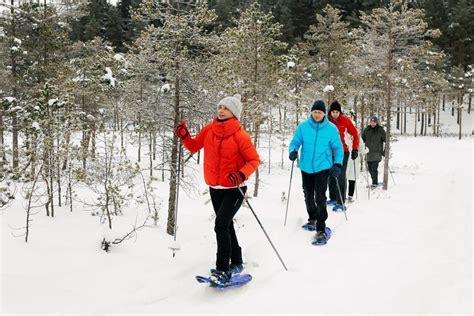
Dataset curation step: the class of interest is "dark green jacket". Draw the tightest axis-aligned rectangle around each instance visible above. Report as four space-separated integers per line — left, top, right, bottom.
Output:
362 125 386 162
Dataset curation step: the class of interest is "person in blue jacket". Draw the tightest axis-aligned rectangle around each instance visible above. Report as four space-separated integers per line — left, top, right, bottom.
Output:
289 100 343 243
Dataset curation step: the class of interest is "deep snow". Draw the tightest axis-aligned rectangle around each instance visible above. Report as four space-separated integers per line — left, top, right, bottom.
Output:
1 106 473 314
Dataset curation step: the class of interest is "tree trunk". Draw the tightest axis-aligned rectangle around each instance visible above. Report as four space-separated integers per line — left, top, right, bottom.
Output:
56 134 61 207
162 135 166 182
442 94 445 111
138 114 142 162
459 94 463 140
420 111 424 136
360 97 365 172
81 94 88 169
437 97 440 136
468 93 471 114
456 94 460 124
25 164 43 243
153 131 157 161
268 104 272 175
12 114 19 172
167 60 181 236
382 47 393 191
353 95 358 124
396 95 400 130
452 96 455 116
414 106 418 137
0 111 4 178
403 105 407 134
149 132 153 177
10 3 19 173
253 122 260 197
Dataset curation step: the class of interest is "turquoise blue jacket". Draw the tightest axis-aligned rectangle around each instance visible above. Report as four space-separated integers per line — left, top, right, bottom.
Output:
289 115 343 173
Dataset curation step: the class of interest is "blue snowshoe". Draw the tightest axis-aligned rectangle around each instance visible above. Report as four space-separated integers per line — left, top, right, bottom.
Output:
196 271 252 289
312 227 332 246
302 220 317 231
332 204 347 212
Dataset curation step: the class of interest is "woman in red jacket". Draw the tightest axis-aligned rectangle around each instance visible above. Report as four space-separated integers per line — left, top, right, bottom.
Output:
175 94 260 287
327 101 359 212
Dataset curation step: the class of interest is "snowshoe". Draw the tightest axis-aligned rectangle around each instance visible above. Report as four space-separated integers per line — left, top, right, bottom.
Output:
302 220 317 231
312 227 332 246
332 204 347 212
209 270 232 287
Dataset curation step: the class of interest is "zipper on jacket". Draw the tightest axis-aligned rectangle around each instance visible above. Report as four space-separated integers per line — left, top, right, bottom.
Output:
216 124 224 182
312 120 320 172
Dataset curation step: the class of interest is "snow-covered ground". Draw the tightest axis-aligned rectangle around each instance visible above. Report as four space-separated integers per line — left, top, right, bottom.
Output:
1 131 472 314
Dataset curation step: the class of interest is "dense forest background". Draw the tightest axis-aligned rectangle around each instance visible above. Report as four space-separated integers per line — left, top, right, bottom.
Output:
70 0 473 69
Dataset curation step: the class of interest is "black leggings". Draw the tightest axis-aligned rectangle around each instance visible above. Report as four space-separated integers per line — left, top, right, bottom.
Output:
210 187 246 272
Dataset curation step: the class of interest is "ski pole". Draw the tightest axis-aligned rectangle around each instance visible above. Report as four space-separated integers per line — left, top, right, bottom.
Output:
283 160 295 226
364 154 372 200
353 159 358 200
388 165 396 185
237 186 288 271
169 142 182 257
334 177 348 221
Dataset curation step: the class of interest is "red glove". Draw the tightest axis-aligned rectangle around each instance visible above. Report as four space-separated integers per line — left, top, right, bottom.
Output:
227 171 246 186
175 120 189 140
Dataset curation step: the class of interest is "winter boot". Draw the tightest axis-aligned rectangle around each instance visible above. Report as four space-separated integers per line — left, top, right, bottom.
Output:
302 219 317 231
314 230 328 245
229 263 244 274
326 199 337 206
209 270 232 287
332 204 346 212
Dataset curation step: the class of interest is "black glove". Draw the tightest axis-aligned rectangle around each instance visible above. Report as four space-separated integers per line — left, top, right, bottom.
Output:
289 150 298 161
330 163 342 178
175 120 189 140
228 171 245 186
351 150 358 160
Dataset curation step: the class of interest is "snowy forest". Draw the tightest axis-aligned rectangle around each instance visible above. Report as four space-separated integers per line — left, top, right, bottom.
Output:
0 0 472 314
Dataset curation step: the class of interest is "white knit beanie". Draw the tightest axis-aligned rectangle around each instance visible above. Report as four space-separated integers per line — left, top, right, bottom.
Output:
217 94 242 120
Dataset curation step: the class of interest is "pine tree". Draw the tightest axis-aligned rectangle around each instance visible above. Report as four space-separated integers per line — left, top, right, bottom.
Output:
214 1 287 196
129 0 219 235
302 4 354 104
357 0 441 189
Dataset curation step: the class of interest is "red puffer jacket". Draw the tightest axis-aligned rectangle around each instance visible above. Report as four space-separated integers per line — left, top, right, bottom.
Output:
328 113 359 153
182 117 260 187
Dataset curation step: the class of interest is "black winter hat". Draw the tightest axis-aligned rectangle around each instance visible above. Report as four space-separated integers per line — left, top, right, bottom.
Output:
329 101 342 113
370 116 378 123
311 100 326 113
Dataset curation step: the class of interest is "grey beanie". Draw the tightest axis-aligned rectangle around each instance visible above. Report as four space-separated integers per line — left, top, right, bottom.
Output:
217 94 242 120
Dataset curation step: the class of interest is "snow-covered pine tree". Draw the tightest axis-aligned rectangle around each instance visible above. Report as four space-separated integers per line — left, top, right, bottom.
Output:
357 0 440 190
301 4 354 104
213 2 287 196
130 0 219 235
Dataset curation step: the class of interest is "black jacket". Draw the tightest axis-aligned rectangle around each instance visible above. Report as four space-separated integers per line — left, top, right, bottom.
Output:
362 125 386 162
